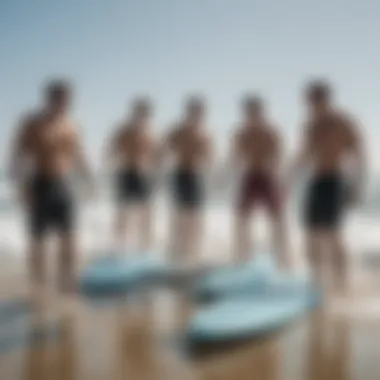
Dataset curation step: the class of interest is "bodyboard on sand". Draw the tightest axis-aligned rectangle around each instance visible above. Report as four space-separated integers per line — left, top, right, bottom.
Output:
192 254 276 302
187 285 321 344
80 254 162 297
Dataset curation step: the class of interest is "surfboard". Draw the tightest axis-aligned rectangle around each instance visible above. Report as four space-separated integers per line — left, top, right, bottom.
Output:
192 254 276 302
79 254 163 298
187 286 321 344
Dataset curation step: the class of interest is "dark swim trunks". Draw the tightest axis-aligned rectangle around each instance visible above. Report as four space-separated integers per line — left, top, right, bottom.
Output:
116 168 152 203
304 173 348 229
28 174 75 239
171 168 204 209
237 171 282 215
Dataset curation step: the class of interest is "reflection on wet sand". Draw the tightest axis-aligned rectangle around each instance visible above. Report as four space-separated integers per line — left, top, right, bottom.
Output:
24 312 76 380
197 336 279 380
307 311 351 380
114 291 196 380
2 290 379 380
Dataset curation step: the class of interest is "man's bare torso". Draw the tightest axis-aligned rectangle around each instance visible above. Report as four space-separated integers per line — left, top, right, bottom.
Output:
235 122 280 173
305 111 357 174
20 112 79 178
115 124 156 170
168 125 211 170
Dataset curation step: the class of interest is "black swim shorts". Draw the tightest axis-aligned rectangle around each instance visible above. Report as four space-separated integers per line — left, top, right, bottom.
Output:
116 168 152 203
304 173 348 229
28 174 75 239
171 168 205 209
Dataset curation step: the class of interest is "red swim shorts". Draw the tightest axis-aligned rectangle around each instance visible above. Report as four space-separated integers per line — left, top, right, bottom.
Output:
237 171 283 216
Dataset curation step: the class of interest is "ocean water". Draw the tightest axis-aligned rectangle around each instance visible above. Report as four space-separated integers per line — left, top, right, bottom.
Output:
0 173 379 262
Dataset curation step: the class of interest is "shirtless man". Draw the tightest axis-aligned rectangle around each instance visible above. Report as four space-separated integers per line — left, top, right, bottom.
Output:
106 98 158 252
163 96 212 266
231 95 289 268
290 80 366 295
9 80 93 304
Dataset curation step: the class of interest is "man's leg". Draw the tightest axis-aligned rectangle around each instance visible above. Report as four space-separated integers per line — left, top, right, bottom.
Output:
169 169 204 267
114 205 130 251
183 209 204 266
28 202 49 307
168 208 183 263
234 212 251 263
58 231 77 294
138 202 154 252
114 169 136 251
306 230 325 289
28 236 47 305
325 230 349 297
54 190 79 315
57 222 79 315
270 211 291 270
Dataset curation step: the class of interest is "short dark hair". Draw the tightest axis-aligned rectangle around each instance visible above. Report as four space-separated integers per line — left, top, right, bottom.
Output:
132 97 152 112
241 94 263 111
306 79 331 101
186 94 205 110
45 79 71 98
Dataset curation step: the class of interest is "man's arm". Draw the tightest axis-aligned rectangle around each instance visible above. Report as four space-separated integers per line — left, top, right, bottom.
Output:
8 116 30 186
346 116 367 204
8 116 33 205
270 127 283 179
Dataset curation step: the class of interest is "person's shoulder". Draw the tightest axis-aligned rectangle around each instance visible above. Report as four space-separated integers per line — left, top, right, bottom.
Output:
302 117 317 137
232 124 244 138
115 121 131 137
265 120 281 136
332 109 357 125
17 110 43 136
167 123 181 139
334 110 362 146
265 123 283 147
21 110 41 127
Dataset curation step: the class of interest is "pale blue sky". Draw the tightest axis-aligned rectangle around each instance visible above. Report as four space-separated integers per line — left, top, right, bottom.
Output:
1 0 379 169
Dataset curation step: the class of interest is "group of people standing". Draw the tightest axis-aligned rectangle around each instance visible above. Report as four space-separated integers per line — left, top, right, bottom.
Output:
9 78 366 306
